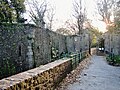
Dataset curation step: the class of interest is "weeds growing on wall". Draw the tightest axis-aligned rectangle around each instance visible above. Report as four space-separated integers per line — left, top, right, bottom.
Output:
51 47 59 61
60 52 70 59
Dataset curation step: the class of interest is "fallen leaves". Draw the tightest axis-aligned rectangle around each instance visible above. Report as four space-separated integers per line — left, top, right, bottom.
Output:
55 56 91 90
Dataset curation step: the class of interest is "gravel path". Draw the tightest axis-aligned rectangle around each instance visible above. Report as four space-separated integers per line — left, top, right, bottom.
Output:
66 55 120 90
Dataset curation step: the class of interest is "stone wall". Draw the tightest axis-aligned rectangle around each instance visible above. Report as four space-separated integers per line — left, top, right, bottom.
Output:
0 24 35 79
34 28 51 66
48 30 67 60
0 23 90 79
104 31 120 55
0 58 72 90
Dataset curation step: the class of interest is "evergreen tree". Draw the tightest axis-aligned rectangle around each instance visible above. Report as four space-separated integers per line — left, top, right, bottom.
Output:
11 0 25 22
0 0 25 23
0 0 13 23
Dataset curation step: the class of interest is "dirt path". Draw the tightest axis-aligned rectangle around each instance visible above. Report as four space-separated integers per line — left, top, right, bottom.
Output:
58 55 120 90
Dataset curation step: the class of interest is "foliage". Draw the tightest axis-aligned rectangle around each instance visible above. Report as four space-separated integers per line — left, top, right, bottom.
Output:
91 34 97 47
56 28 74 35
0 59 16 79
115 21 120 30
11 0 25 22
0 0 13 23
90 27 102 37
0 0 25 23
51 47 59 61
98 38 104 48
106 25 115 33
87 22 103 47
51 47 87 61
106 55 120 66
60 52 70 59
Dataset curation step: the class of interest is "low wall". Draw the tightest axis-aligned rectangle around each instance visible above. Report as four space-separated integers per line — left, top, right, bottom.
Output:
0 58 72 90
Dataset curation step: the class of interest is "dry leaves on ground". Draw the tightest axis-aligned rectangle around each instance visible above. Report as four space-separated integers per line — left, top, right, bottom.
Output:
55 56 92 90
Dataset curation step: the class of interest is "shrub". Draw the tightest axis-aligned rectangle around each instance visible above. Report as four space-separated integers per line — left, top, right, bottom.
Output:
106 55 120 66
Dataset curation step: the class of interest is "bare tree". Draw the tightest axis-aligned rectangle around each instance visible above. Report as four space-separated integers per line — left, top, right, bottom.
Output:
97 0 115 26
56 27 74 35
28 0 47 27
64 20 78 34
113 1 120 29
73 0 86 34
46 5 55 30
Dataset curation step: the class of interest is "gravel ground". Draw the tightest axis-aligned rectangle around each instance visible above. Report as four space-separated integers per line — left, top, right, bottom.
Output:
56 55 120 90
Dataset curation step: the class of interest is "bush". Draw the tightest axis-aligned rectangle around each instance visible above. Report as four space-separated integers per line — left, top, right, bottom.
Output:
106 55 120 66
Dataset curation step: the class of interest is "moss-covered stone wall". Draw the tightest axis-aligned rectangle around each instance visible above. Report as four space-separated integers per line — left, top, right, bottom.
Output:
0 24 35 79
0 23 90 79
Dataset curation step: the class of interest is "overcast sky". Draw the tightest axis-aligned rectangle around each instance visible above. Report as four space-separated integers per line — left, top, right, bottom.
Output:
24 0 107 32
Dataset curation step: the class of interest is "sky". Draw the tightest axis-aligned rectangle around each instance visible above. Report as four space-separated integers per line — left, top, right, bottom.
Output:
24 0 107 32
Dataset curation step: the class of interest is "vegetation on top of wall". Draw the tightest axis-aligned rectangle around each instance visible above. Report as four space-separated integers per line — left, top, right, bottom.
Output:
0 22 36 27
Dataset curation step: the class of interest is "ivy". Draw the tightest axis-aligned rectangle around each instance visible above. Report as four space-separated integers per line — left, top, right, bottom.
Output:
0 59 16 79
51 47 59 61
